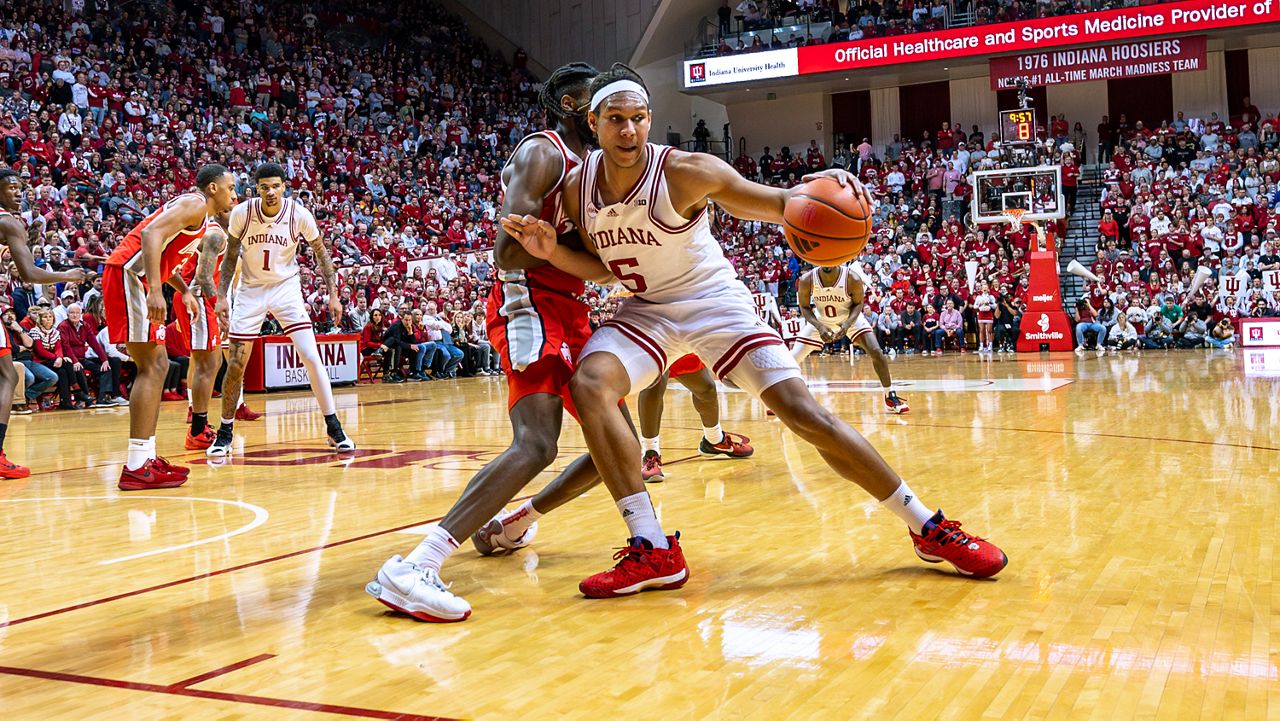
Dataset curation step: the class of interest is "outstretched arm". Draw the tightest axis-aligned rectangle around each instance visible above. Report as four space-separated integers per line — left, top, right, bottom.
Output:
664 151 870 225
2 218 88 285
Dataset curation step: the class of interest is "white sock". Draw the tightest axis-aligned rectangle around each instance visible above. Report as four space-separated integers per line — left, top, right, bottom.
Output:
126 437 156 471
404 525 459 572
880 481 936 535
186 387 193 406
219 417 235 428
702 424 724 444
640 435 660 455
616 491 668 549
501 500 542 538
238 389 245 406
884 384 895 395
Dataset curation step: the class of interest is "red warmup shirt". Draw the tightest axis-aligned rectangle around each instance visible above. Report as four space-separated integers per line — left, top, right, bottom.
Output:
57 317 107 362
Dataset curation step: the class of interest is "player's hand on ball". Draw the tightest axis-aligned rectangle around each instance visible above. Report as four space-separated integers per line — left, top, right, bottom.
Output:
501 214 556 260
801 169 873 206
214 297 229 327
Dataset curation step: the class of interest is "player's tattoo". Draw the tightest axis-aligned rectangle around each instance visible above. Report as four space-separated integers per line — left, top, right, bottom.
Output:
194 227 225 298
218 231 243 300
308 236 338 296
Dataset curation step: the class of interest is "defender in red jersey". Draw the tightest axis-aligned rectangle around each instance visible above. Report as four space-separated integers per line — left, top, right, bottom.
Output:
0 169 90 478
636 355 753 482
369 63 619 622
104 163 238 491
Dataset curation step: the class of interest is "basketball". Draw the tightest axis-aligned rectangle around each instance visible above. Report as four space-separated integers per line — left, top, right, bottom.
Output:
782 178 873 266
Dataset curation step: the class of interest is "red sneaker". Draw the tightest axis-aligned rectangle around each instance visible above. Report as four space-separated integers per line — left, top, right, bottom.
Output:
185 426 216 450
152 456 190 478
161 390 184 401
698 431 753 458
235 403 263 421
118 459 189 491
885 391 910 415
0 451 31 479
579 533 689 599
909 511 1007 578
641 451 664 482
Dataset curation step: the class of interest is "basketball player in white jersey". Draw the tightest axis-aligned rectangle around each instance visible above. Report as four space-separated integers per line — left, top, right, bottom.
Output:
208 163 353 456
792 263 909 414
0 168 90 478
506 65 1006 598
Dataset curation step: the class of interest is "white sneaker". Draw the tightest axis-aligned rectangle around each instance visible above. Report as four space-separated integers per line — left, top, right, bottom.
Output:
366 555 472 622
471 510 539 556
327 428 356 452
206 429 233 457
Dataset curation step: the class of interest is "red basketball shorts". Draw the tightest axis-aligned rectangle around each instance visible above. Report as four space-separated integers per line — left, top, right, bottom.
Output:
487 285 592 421
104 263 164 344
176 296 220 352
667 354 705 377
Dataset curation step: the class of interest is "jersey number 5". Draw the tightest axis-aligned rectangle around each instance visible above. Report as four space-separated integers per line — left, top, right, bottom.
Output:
608 258 648 294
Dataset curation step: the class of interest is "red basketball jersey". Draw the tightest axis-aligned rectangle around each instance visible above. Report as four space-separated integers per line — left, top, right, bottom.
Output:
499 130 583 298
107 193 210 280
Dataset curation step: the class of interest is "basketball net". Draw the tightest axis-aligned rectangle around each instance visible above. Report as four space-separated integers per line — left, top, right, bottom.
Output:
1004 208 1048 251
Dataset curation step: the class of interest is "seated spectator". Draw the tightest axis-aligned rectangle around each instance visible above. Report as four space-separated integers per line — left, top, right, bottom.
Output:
29 308 89 410
85 295 129 405
1104 312 1139 351
361 308 390 357
937 299 964 353
922 304 941 355
4 307 53 412
1206 317 1236 348
162 320 189 402
57 302 113 407
1074 298 1107 351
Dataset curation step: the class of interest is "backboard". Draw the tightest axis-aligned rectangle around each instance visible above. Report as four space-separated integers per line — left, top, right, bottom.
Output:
970 165 1064 226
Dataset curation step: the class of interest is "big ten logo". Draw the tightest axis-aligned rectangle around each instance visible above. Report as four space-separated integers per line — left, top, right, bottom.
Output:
689 62 706 83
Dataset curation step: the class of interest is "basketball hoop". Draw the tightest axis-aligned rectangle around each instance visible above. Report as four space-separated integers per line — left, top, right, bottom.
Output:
1003 208 1027 227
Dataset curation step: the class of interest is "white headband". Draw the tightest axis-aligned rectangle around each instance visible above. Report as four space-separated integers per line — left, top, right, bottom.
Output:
590 80 649 112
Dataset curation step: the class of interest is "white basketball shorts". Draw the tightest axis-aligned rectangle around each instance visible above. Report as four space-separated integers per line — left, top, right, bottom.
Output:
794 314 874 350
228 281 312 341
581 291 802 398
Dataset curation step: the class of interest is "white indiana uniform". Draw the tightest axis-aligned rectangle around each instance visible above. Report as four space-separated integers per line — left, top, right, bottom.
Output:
226 197 320 340
792 264 874 360
578 143 802 397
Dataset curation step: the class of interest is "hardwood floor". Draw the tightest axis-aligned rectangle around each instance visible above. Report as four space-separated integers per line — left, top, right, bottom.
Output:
0 348 1274 720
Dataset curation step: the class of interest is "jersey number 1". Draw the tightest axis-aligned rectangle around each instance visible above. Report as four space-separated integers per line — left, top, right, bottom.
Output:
608 258 648 294
262 249 271 272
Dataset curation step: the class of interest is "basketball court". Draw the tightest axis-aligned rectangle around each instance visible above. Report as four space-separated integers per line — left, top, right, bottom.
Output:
1 351 1271 720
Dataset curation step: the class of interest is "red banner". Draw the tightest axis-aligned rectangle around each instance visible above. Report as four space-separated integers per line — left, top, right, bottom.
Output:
988 35 1207 90
792 0 1276 77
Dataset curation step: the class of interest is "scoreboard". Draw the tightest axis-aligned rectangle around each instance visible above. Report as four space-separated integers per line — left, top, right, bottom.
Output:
1000 108 1036 144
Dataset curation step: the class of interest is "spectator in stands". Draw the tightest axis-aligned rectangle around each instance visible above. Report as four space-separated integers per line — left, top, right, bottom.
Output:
29 308 87 410
361 308 389 359
381 309 421 384
4 307 52 412
57 302 111 407
921 303 941 355
85 295 128 406
1073 298 1107 351
937 299 963 353
1105 311 1139 351
899 300 922 354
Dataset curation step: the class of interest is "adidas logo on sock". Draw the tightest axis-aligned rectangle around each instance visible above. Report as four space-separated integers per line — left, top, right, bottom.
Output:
902 494 912 505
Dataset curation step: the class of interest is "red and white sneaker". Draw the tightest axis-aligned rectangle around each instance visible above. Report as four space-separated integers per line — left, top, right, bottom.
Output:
235 403 263 421
185 426 216 450
472 509 539 556
0 451 31 479
580 533 690 599
698 431 754 459
885 391 910 415
909 511 1007 578
641 450 665 482
152 456 190 478
118 458 189 491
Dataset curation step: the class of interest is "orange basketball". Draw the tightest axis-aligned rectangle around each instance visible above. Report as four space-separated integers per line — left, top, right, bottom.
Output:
782 177 872 266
